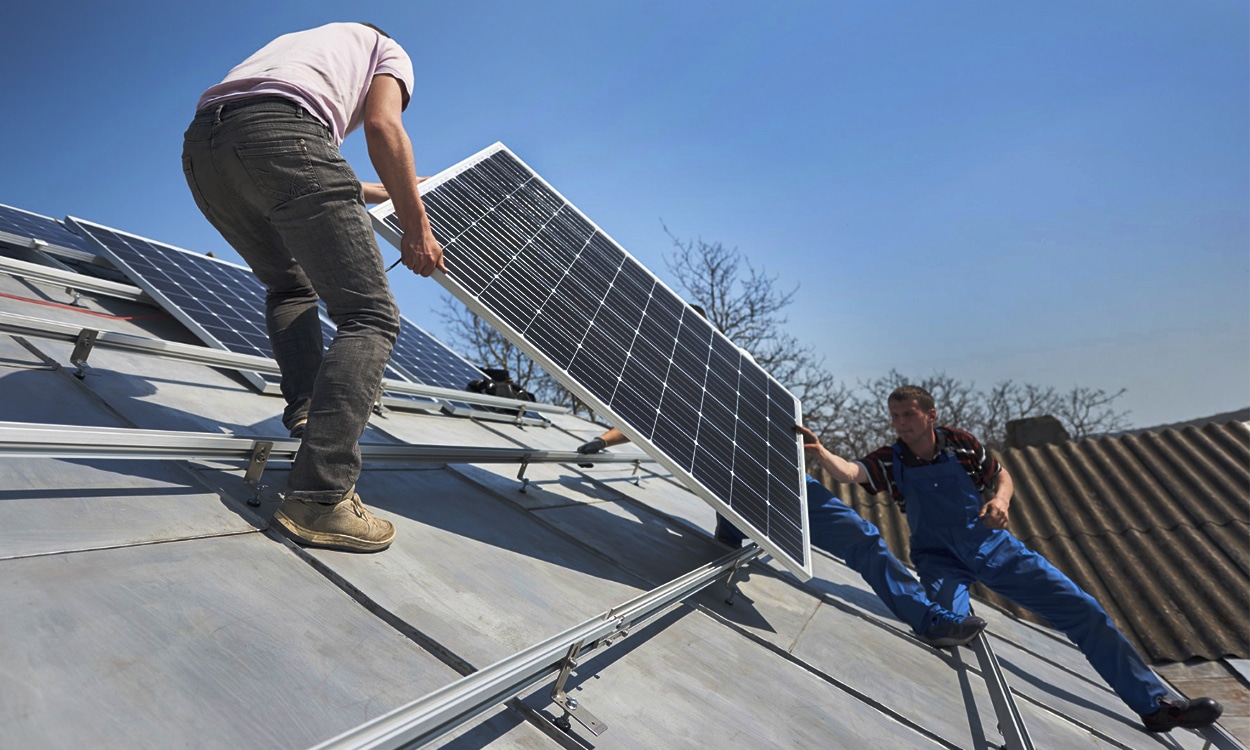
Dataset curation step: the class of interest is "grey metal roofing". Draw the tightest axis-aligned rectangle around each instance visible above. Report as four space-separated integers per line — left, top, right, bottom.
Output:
1 222 1246 748
822 421 1250 665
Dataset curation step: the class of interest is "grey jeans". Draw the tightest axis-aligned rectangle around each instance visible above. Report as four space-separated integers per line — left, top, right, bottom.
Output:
182 97 399 503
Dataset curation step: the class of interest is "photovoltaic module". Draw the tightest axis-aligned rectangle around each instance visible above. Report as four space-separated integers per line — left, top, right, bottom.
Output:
64 218 492 408
370 143 811 577
0 203 101 258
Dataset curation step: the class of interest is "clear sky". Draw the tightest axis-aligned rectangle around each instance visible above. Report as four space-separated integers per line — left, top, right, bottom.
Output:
2 1 1246 429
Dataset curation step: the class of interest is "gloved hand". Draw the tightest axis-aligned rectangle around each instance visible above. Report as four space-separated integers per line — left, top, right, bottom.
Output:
577 436 607 467
577 437 607 455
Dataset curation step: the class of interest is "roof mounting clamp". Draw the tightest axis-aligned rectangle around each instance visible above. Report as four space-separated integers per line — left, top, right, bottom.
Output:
517 457 530 493
631 459 643 487
371 383 387 417
549 641 607 737
243 441 273 507
70 328 98 379
63 286 83 306
723 545 756 605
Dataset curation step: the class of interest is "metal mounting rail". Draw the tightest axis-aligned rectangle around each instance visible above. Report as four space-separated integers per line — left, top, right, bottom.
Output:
0 254 150 303
310 544 763 750
0 421 648 468
964 630 1036 750
0 310 568 415
1197 720 1247 750
0 229 103 265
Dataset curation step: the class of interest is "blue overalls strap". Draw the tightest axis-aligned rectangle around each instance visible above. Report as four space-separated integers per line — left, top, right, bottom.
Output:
890 442 906 500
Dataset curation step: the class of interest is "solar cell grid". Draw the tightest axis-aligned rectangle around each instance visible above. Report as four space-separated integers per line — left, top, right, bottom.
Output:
387 316 486 391
370 144 810 576
64 219 490 410
0 203 100 256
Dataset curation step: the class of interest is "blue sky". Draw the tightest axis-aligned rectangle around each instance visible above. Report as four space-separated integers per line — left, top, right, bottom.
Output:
2 1 1246 429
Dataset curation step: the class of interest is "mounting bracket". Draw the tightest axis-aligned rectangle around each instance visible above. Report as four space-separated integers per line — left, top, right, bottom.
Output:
549 640 607 736
371 383 387 416
70 328 98 379
517 458 530 493
723 546 754 605
243 441 273 507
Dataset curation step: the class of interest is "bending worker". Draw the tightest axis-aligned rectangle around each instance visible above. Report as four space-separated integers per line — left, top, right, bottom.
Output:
182 22 443 553
804 384 1223 734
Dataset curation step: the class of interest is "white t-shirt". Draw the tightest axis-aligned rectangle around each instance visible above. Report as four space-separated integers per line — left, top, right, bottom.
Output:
197 22 415 146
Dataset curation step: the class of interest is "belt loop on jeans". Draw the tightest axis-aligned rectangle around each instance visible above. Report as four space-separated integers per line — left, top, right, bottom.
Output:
213 104 224 125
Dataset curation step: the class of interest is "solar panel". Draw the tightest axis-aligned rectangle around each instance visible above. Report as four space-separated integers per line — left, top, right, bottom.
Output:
389 316 486 392
0 203 101 258
369 143 811 577
62 218 534 421
65 217 308 394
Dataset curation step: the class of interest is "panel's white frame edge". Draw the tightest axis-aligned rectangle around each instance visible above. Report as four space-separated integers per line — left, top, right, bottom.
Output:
370 164 812 579
65 216 274 395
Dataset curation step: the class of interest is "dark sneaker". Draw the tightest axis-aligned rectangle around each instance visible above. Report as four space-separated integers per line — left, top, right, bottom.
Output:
272 490 395 553
921 612 987 648
289 418 307 439
1141 697 1223 733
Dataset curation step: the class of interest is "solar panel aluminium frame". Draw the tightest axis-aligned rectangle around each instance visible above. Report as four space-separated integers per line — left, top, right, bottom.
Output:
370 143 811 579
0 202 105 264
65 216 287 396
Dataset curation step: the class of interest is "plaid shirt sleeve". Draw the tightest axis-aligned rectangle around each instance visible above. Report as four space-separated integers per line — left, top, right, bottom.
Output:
858 445 904 505
941 427 1001 490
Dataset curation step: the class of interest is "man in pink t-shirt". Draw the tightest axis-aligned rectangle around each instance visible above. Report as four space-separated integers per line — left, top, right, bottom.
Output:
182 22 441 553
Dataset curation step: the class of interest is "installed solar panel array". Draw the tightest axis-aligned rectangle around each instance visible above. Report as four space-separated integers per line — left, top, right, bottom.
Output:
64 218 486 406
66 218 313 394
0 203 101 257
389 317 488 392
371 144 810 576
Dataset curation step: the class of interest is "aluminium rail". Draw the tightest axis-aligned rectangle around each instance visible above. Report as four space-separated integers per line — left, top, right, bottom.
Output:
310 544 762 750
0 310 568 415
0 420 648 468
964 630 1036 750
0 229 104 265
961 627 1246 750
0 253 151 304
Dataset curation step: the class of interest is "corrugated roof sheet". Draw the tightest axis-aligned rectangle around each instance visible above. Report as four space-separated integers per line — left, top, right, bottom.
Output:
822 421 1250 664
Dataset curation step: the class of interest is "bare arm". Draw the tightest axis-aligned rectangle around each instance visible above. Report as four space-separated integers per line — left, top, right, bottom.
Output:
794 424 867 484
600 427 630 447
978 466 1013 530
360 182 388 204
360 176 428 205
362 75 444 276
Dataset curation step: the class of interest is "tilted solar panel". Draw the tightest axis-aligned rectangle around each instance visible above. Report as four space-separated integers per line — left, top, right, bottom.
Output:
369 143 811 577
0 203 101 258
66 217 312 394
62 219 475 412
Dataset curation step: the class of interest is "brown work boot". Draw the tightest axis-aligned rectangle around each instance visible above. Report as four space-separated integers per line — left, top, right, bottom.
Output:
272 489 395 553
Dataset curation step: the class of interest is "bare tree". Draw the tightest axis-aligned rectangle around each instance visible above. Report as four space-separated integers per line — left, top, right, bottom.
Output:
662 229 852 443
436 295 578 411
1052 385 1131 439
829 369 1131 453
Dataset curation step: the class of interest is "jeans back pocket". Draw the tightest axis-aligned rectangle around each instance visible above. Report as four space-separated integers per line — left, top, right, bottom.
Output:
234 138 321 203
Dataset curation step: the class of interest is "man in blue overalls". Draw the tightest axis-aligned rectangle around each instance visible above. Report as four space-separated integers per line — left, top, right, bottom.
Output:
804 384 1223 734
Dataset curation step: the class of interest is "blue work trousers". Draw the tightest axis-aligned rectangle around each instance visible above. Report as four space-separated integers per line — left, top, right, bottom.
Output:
718 476 943 634
894 447 1167 715
182 97 400 503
